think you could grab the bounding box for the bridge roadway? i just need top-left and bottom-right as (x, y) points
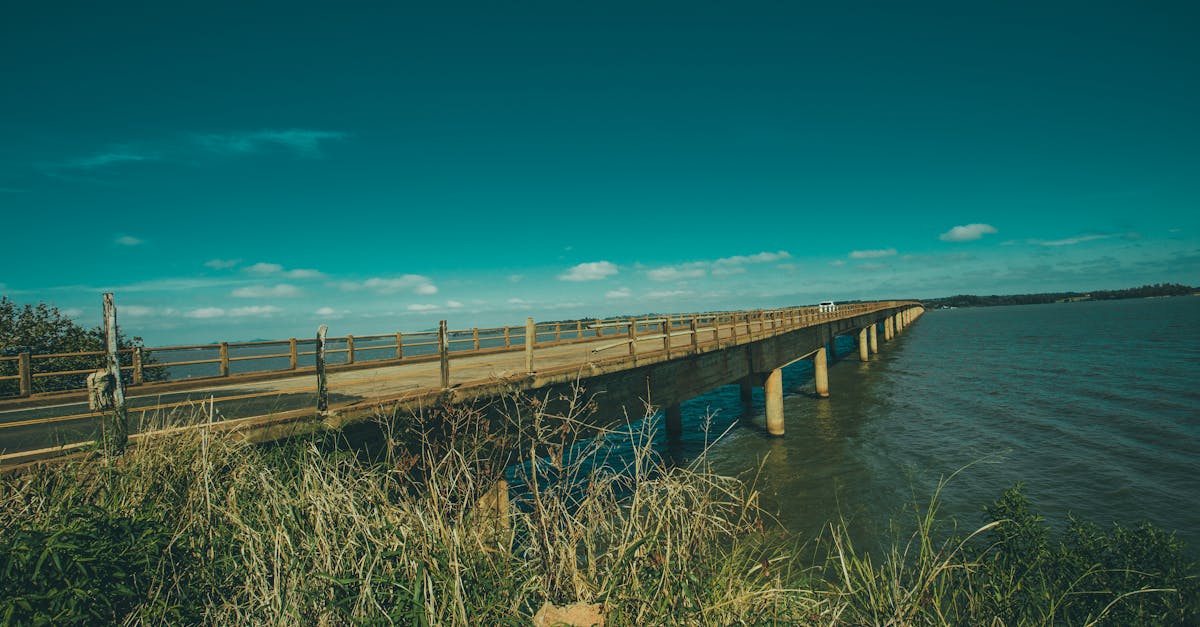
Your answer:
(1, 302), (924, 466)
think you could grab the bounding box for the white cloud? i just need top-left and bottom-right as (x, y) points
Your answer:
(284, 268), (324, 279)
(508, 274), (524, 282)
(507, 298), (527, 305)
(184, 307), (225, 319)
(205, 258), (239, 270)
(559, 261), (618, 282)
(195, 129), (348, 157)
(65, 151), (159, 170)
(606, 287), (633, 299)
(645, 289), (691, 299)
(1037, 234), (1118, 246)
(245, 262), (284, 274)
(115, 235), (143, 246)
(446, 300), (463, 308)
(713, 250), (791, 266)
(829, 260), (846, 267)
(646, 264), (706, 282)
(939, 223), (998, 242)
(407, 303), (438, 311)
(338, 275), (439, 295)
(314, 306), (350, 319)
(849, 248), (897, 259)
(229, 305), (282, 317)
(231, 284), (301, 298)
(121, 305), (156, 317)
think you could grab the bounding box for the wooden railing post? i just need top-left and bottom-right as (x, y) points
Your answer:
(289, 338), (298, 369)
(689, 317), (699, 352)
(101, 293), (128, 454)
(555, 323), (561, 342)
(661, 318), (671, 356)
(438, 320), (450, 389)
(396, 332), (404, 359)
(219, 342), (230, 377)
(595, 322), (603, 338)
(18, 352), (31, 397)
(575, 320), (583, 341)
(132, 347), (144, 386)
(503, 326), (511, 348)
(316, 325), (328, 414)
(712, 316), (720, 342)
(346, 334), (356, 364)
(473, 327), (480, 351)
(524, 318), (535, 373)
(627, 319), (638, 360)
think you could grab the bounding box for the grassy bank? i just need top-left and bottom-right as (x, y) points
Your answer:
(1, 393), (1195, 625)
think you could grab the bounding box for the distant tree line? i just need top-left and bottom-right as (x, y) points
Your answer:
(923, 283), (1195, 309)
(0, 297), (165, 397)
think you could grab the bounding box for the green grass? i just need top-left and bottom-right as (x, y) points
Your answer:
(1, 391), (1195, 625)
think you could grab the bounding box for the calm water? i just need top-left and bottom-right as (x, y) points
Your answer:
(559, 297), (1200, 552)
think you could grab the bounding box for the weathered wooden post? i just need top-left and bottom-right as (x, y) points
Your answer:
(661, 318), (671, 356)
(396, 332), (404, 359)
(132, 347), (144, 386)
(575, 320), (582, 341)
(689, 317), (699, 353)
(473, 327), (480, 351)
(438, 320), (450, 389)
(712, 316), (720, 343)
(555, 323), (561, 342)
(289, 338), (299, 369)
(101, 293), (128, 453)
(346, 334), (356, 364)
(17, 352), (31, 397)
(595, 321), (603, 338)
(627, 319), (638, 359)
(524, 318), (535, 373)
(316, 325), (328, 414)
(503, 326), (511, 348)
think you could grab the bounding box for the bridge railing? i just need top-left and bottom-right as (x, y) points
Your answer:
(0, 301), (914, 400)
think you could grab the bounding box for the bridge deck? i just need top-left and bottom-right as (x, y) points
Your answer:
(1, 303), (914, 465)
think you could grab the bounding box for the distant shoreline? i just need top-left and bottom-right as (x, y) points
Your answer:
(920, 282), (1195, 309)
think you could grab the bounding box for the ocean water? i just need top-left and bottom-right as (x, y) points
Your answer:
(549, 297), (1200, 552)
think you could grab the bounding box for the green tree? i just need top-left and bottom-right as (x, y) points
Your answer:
(0, 297), (164, 397)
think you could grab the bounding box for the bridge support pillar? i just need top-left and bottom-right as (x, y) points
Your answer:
(885, 316), (894, 341)
(665, 403), (683, 438)
(814, 347), (830, 398)
(764, 368), (784, 436)
(858, 327), (869, 361)
(868, 324), (878, 354)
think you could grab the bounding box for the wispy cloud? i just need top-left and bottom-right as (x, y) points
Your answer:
(939, 223), (997, 242)
(559, 261), (618, 282)
(231, 284), (301, 298)
(645, 289), (691, 299)
(244, 262), (284, 274)
(194, 129), (348, 157)
(314, 306), (350, 319)
(647, 251), (791, 281)
(229, 305), (282, 317)
(205, 258), (240, 270)
(338, 275), (438, 295)
(114, 235), (144, 246)
(1036, 234), (1119, 246)
(849, 248), (897, 259)
(407, 303), (438, 311)
(184, 307), (226, 319)
(606, 287), (632, 299)
(63, 150), (159, 170)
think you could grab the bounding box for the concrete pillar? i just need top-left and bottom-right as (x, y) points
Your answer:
(764, 368), (784, 436)
(813, 347), (830, 398)
(868, 324), (878, 353)
(858, 327), (869, 361)
(886, 316), (894, 340)
(665, 403), (683, 439)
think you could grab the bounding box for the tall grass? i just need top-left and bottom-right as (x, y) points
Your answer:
(1, 388), (1194, 625)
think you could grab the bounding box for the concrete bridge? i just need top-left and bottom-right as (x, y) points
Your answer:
(0, 299), (924, 466)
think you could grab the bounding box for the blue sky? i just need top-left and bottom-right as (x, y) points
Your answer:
(1, 1), (1197, 344)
